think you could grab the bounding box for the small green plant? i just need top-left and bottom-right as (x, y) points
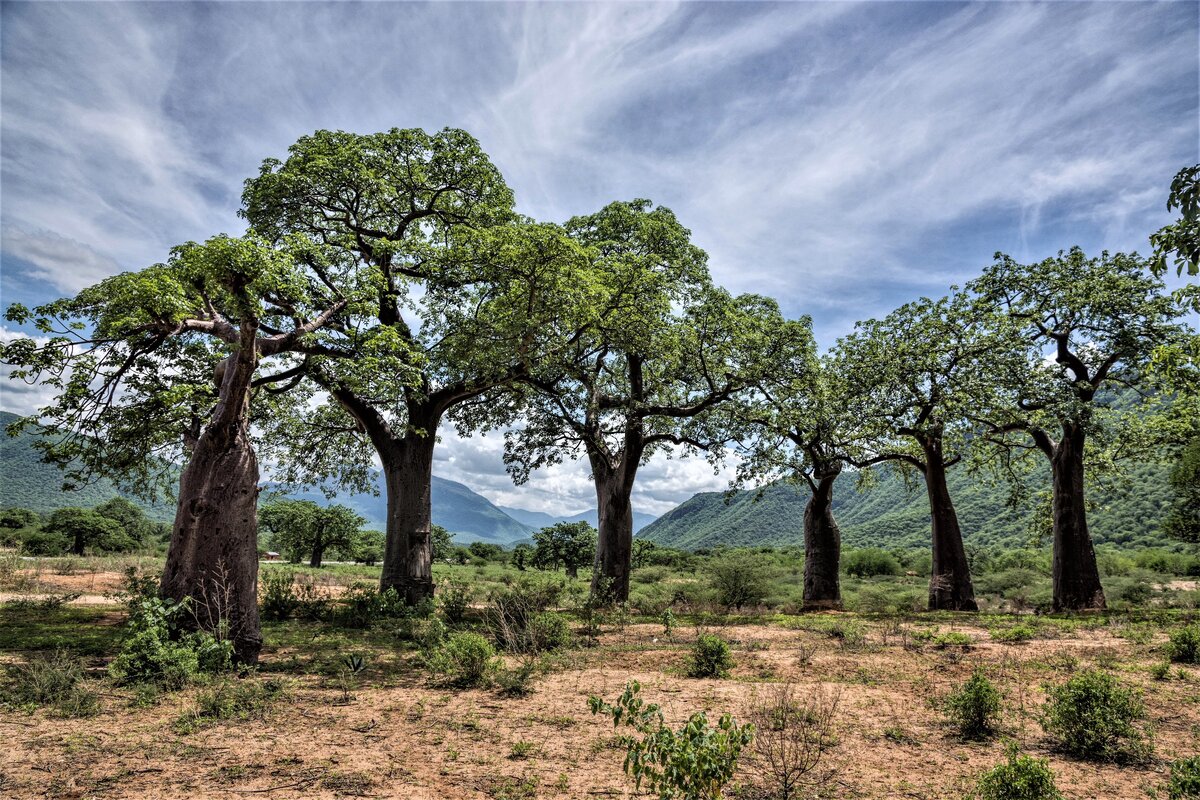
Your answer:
(0, 649), (100, 717)
(1042, 668), (1151, 762)
(332, 654), (367, 703)
(688, 633), (735, 679)
(508, 740), (537, 759)
(661, 608), (676, 638)
(945, 668), (1002, 739)
(1169, 626), (1200, 664)
(497, 655), (540, 698)
(589, 681), (755, 800)
(1152, 660), (1173, 681)
(425, 631), (499, 688)
(1168, 756), (1200, 799)
(971, 742), (1064, 800)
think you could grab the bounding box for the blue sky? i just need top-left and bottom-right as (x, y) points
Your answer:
(1, 1), (1197, 515)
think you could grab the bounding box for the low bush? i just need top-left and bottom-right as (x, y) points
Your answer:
(944, 669), (1002, 739)
(0, 649), (100, 717)
(178, 676), (289, 731)
(1042, 668), (1151, 762)
(747, 681), (839, 800)
(688, 633), (734, 679)
(260, 569), (297, 620)
(425, 631), (499, 688)
(589, 681), (755, 800)
(438, 581), (471, 625)
(1169, 626), (1200, 663)
(707, 551), (773, 611)
(843, 548), (902, 578)
(971, 742), (1063, 800)
(108, 597), (202, 689)
(991, 624), (1036, 644)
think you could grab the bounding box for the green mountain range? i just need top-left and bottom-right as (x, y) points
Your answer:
(638, 459), (1176, 552)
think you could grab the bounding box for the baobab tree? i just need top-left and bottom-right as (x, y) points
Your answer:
(969, 248), (1185, 611)
(3, 235), (354, 661)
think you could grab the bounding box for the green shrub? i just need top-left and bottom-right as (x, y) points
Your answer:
(337, 584), (412, 628)
(0, 649), (100, 717)
(1169, 626), (1200, 663)
(438, 581), (471, 625)
(688, 633), (734, 679)
(589, 681), (755, 800)
(19, 529), (70, 556)
(260, 569), (297, 621)
(425, 631), (499, 688)
(971, 742), (1063, 800)
(944, 669), (1002, 739)
(1151, 660), (1172, 680)
(108, 597), (201, 689)
(488, 580), (566, 653)
(843, 548), (902, 578)
(991, 624), (1036, 644)
(707, 551), (772, 610)
(1168, 756), (1200, 800)
(1042, 668), (1150, 762)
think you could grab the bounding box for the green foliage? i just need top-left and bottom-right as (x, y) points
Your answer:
(0, 649), (100, 717)
(706, 551), (772, 610)
(431, 525), (455, 561)
(531, 521), (596, 578)
(971, 743), (1064, 800)
(843, 548), (902, 578)
(1168, 625), (1200, 663)
(1165, 437), (1200, 543)
(944, 669), (1002, 739)
(424, 631), (499, 688)
(688, 633), (734, 679)
(260, 568), (297, 621)
(1150, 163), (1200, 278)
(438, 581), (472, 625)
(488, 579), (569, 653)
(336, 583), (414, 628)
(588, 681), (755, 800)
(0, 506), (37, 528)
(1168, 756), (1200, 800)
(1042, 668), (1150, 762)
(107, 594), (233, 689)
(259, 499), (365, 567)
(43, 507), (132, 554)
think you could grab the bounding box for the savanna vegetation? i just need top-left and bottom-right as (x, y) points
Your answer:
(0, 134), (1197, 799)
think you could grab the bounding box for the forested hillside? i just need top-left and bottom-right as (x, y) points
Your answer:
(0, 412), (176, 520)
(640, 459), (1177, 552)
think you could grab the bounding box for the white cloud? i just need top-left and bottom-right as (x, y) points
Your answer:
(1, 228), (123, 294)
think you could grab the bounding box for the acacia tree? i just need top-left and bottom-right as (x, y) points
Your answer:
(2, 235), (352, 661)
(503, 200), (790, 602)
(832, 292), (1017, 610)
(733, 337), (855, 611)
(259, 499), (365, 567)
(969, 248), (1185, 611)
(243, 128), (599, 604)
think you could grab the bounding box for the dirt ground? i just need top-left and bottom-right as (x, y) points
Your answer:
(1, 573), (1198, 800)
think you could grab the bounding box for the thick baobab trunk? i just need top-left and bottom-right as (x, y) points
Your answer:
(309, 543), (324, 569)
(1051, 427), (1106, 611)
(922, 445), (977, 611)
(162, 345), (263, 665)
(802, 473), (842, 611)
(591, 467), (636, 603)
(379, 434), (437, 605)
